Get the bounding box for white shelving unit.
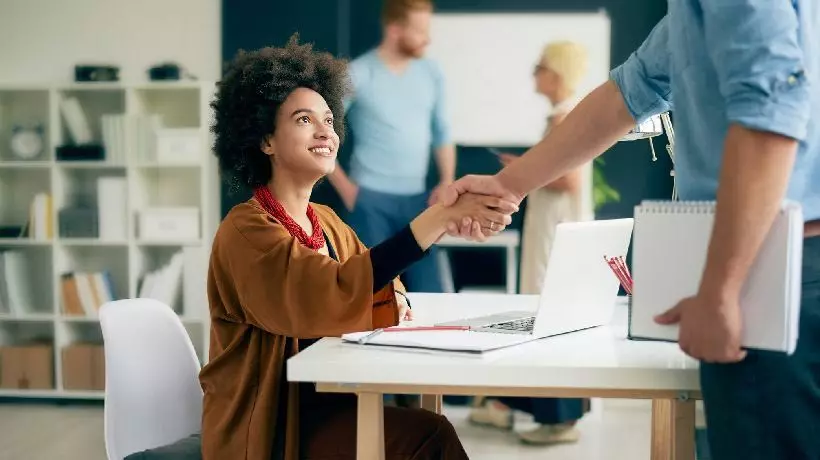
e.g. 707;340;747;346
0;81;220;399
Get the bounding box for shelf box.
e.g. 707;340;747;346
137;207;199;241
156;128;202;164
62;343;104;391
0;344;54;390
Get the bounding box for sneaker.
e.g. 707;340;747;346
468;400;513;430
518;423;580;445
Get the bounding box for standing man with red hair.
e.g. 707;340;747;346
329;0;454;297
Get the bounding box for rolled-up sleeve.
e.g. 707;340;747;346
702;0;810;141
610;16;673;124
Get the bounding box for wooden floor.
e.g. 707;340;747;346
0;399;704;459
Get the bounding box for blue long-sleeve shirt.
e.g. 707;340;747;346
611;0;820;221
344;50;451;196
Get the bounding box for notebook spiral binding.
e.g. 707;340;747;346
635;200;717;215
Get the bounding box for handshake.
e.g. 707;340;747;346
431;174;523;241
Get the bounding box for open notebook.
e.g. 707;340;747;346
341;328;536;355
629;200;804;354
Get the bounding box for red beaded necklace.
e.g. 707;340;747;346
253;185;325;250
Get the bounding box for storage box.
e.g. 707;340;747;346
138;207;199;241
155;129;201;164
0;344;54;390
62;344;105;390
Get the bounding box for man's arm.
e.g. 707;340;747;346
540;113;582;193
494;17;673;202
327;165;358;210
696;0;808;301
328;60;367;210
700;126;798;300
433;144;456;185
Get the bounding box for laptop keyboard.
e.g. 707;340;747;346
484;316;535;332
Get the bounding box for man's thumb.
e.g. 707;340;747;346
654;305;682;325
436;181;461;206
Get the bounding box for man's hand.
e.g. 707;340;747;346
428;180;452;207
435;174;521;240
654;292;746;363
340;183;359;211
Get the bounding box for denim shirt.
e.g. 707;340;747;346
611;0;820;221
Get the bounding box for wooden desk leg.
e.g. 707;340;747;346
357;392;385;460
420;394;442;414
651;398;696;460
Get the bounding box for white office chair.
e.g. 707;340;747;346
99;298;204;460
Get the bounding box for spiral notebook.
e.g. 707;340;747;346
630;200;803;354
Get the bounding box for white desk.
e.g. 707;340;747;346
436;230;520;293
288;293;700;460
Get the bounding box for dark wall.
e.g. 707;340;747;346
221;0;671;290
220;0;672;220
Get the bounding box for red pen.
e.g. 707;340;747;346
604;255;632;294
383;326;470;332
356;325;469;344
612;257;633;294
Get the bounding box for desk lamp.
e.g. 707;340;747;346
620;112;678;200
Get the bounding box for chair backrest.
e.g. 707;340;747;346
99;298;204;460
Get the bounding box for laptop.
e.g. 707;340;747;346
436;218;634;339
341;218;634;354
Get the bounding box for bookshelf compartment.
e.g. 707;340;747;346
0;322;55;390
133;167;201;208
135;244;207;319
56;89;126;148
135;245;185;313
0;90;51;162
133;88;201;129
59;321;103;349
55;168;127;241
0;167;52;240
0;245;54;317
56;246;128;317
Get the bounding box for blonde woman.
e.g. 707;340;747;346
469;41;590;446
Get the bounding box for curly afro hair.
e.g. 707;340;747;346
210;34;351;193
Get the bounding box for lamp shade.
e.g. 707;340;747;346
620;114;663;141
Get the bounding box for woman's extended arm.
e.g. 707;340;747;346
211;195;512;338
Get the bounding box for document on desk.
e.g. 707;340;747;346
630;200;803;354
341;328;533;354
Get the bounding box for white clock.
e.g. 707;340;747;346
10;124;45;160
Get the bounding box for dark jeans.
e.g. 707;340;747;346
497;397;586;425
348;186;444;293
700;235;820;460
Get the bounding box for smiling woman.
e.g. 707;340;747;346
199;34;512;460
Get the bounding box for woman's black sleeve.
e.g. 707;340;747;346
368;224;426;293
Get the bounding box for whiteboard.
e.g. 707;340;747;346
427;12;612;146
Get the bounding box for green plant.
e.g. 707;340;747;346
592;156;620;211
